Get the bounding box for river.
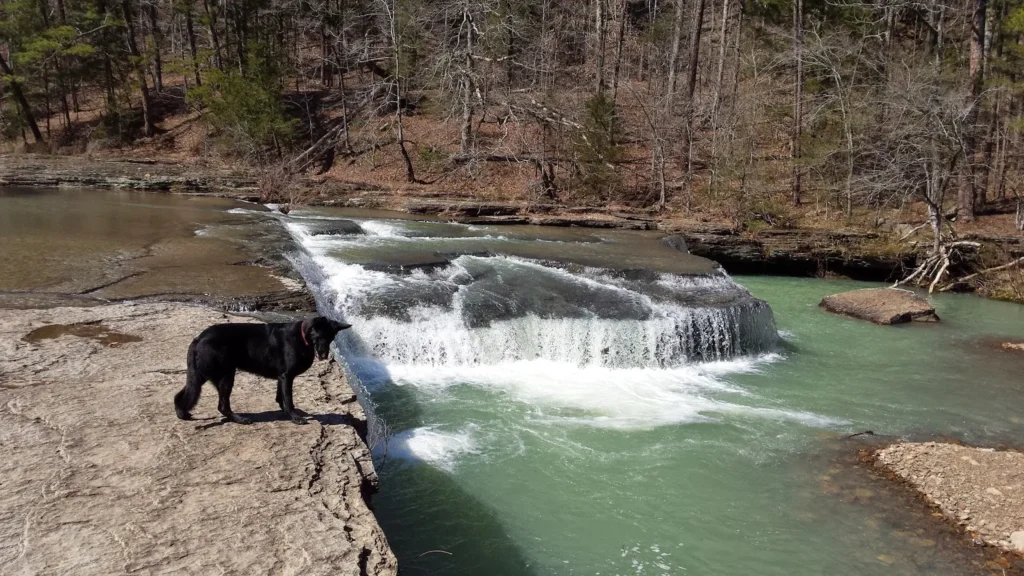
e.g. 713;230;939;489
5;188;1024;575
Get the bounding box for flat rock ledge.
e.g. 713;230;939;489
820;288;939;324
0;303;397;575
876;442;1024;553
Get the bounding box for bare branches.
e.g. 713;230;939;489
939;257;1024;291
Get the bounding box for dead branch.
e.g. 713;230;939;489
938;256;1024;291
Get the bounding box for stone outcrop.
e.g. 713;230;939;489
660;235;689;253
671;226;919;281
820;288;939;324
0;303;397;575
877;442;1024;553
0;154;259;196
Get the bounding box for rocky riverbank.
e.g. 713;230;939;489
0;302;397;575
876;442;1024;555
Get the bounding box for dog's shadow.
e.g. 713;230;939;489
195;410;359;431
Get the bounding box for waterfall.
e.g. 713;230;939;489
285;217;778;371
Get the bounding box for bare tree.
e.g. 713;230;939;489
121;0;156;137
0;52;44;143
377;0;416;182
791;0;804;205
957;0;987;222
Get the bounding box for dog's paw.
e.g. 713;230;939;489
290;415;307;425
231;415;252;425
175;409;192;421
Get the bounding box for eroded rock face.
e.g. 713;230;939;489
877;442;1024;553
0;303;397;576
819;288;939;325
660;235;689;253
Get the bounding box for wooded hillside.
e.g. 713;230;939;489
2;0;1023;237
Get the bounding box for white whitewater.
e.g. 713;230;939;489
283;212;838;465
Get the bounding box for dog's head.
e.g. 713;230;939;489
305;317;352;361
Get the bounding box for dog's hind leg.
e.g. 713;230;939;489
215;371;250;425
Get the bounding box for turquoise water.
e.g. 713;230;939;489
369;279;1024;576
281;210;1024;576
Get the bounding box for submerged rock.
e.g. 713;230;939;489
1002;342;1024;353
819;288;939;325
306;219;365;236
0;303;396;576
661;235;689;254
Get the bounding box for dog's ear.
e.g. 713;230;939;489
332;320;352;332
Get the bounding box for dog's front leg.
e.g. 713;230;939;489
278;375;305;424
216;372;251;425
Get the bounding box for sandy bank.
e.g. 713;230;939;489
877;442;1024;554
0;302;396;575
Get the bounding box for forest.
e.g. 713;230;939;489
2;0;1023;244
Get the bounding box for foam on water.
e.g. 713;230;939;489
358;219;406;238
378;355;841;430
380;425;480;470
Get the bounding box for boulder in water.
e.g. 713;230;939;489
819;288;939;325
307;219;365;236
1001;342;1024;353
661;235;689;254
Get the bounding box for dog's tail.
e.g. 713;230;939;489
174;339;202;420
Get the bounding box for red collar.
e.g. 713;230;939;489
300;320;311;348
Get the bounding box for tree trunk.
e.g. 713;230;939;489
611;0;627;104
0;52;44;143
683;0;707;177
185;3;202;86
730;0;743;107
958;0;987;221
594;0;608;94
148;3;164;92
459;7;476;155
711;0;730;123
121;0;156;137
666;0;685;103
791;0;804;206
684;0;706;105
202;0;223;71
382;0;415;182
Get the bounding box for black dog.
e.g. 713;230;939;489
174;317;351;425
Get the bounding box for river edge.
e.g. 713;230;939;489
9;152;1024;285
0;185;400;574
0;302;399;575
843;438;1024;574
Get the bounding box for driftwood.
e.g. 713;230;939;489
938;256;1024;292
290;122;347;172
893;240;981;293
